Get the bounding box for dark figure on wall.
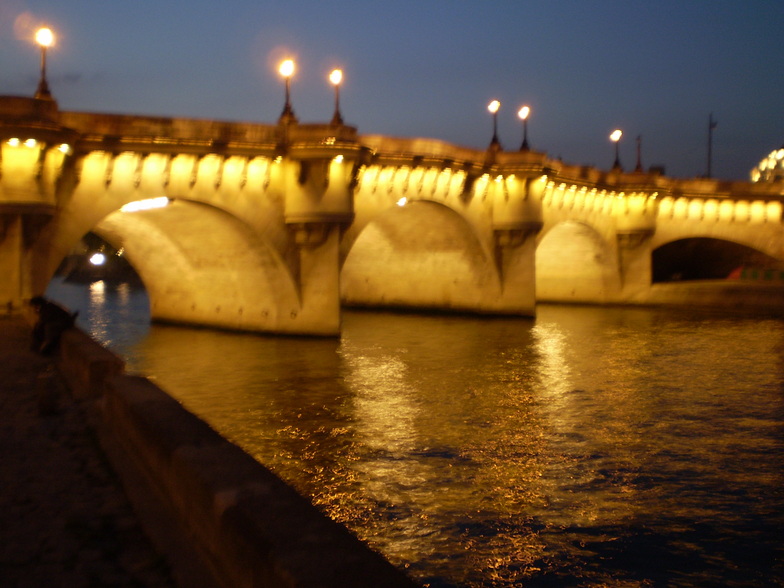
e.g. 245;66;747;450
29;296;78;355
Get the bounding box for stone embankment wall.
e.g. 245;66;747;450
57;328;418;588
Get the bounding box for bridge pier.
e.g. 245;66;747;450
491;172;545;314
0;211;26;312
616;230;654;301
281;136;362;335
290;223;343;335
614;191;657;301
492;227;540;313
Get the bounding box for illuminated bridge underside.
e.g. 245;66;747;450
95;201;301;332
536;222;617;303
2;96;784;334
535;182;784;310
342;202;502;312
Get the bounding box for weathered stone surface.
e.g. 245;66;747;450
58;328;124;398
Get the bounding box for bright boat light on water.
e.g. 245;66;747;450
121;197;170;213
89;252;106;266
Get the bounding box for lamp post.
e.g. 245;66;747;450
34;27;54;100
329;69;343;125
488;100;501;151
635;134;643;172
278;58;297;124
706;113;717;178
518;105;530;151
610;129;623;170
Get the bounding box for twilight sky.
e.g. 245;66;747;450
1;0;782;180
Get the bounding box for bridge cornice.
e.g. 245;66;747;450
3;95;783;206
1;96;364;160
72;133;279;159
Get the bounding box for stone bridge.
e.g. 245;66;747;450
2;96;783;334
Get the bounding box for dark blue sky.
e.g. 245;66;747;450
2;0;782;180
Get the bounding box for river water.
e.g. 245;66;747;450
48;278;784;587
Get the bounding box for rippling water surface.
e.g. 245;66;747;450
49;277;784;587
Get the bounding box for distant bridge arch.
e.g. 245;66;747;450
652;237;783;283
341;200;501;311
536;220;618;304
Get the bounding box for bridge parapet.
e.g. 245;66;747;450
0;97;78;205
60;109;356;146
0;95;61;129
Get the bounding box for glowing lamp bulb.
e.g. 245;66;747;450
518;106;530;120
89;252;106;266
35;27;54;48
488;100;500;114
610;129;623;142
279;59;295;78
329;69;343;86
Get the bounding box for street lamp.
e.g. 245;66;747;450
278;58;297;124
518;105;530;151
329;68;343;125
610;129;623;170
635;134;643;172
34;27;54;100
488;99;501;151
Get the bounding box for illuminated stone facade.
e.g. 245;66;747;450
751;146;784;183
2;96;783;333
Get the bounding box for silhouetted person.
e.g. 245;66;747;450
29;296;77;355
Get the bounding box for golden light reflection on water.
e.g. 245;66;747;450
46;278;784;587
348;353;418;455
531;320;573;401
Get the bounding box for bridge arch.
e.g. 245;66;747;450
60;198;300;332
536;221;619;303
341;200;501;311
652;237;784;283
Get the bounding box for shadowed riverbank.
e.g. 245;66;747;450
0;316;176;587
